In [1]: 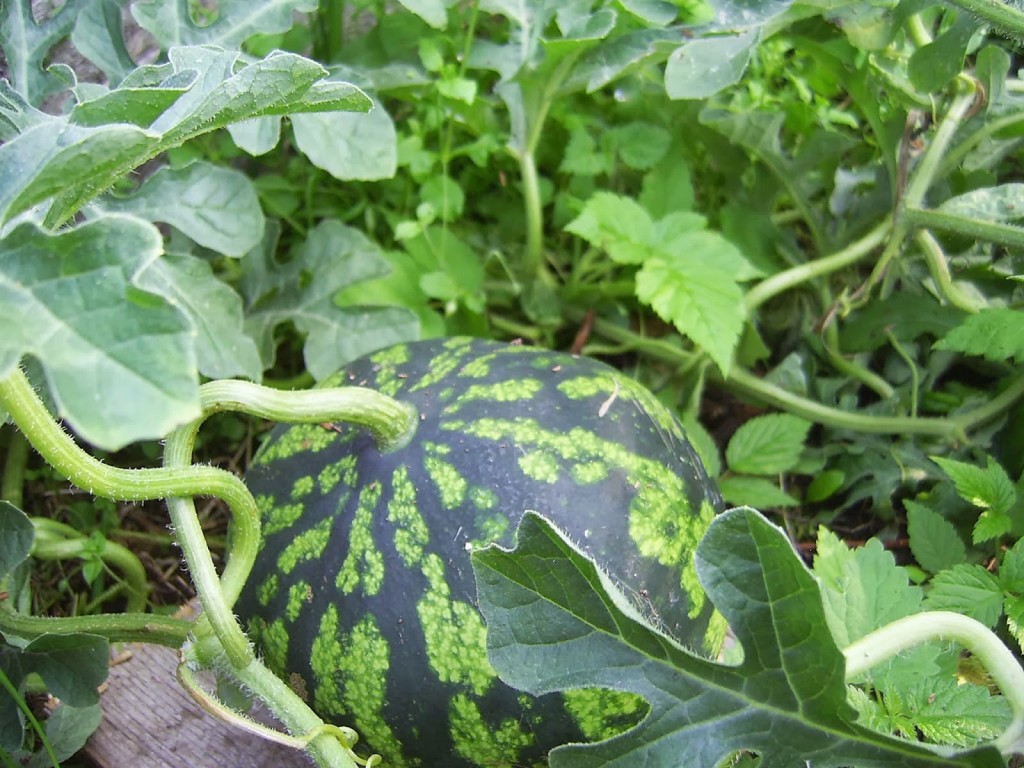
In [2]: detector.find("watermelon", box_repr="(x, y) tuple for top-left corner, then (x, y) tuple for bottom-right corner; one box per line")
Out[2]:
(236, 336), (724, 767)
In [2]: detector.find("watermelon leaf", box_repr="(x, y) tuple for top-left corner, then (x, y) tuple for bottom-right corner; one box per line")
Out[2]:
(472, 509), (1005, 767)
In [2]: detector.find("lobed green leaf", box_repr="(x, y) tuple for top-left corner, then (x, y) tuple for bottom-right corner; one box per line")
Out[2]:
(131, 0), (319, 50)
(473, 510), (1003, 767)
(0, 217), (200, 450)
(243, 220), (419, 379)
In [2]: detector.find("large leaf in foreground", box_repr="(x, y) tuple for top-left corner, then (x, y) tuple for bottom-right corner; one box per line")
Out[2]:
(0, 216), (199, 450)
(472, 509), (1005, 767)
(0, 46), (370, 228)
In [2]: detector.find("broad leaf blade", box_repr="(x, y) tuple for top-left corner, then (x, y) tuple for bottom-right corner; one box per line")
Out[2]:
(100, 162), (265, 257)
(0, 217), (200, 450)
(473, 510), (1005, 767)
(291, 98), (398, 181)
(131, 0), (318, 50)
(136, 253), (262, 381)
(244, 220), (418, 378)
(725, 413), (811, 475)
(0, 501), (33, 579)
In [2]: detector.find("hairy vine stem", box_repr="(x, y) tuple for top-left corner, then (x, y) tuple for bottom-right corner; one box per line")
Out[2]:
(0, 365), (418, 768)
(845, 611), (1024, 755)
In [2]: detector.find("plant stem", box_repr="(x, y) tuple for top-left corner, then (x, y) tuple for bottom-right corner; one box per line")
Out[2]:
(31, 518), (150, 613)
(0, 665), (61, 768)
(860, 82), (978, 296)
(743, 217), (890, 312)
(938, 0), (1024, 40)
(586, 315), (1024, 438)
(914, 228), (982, 313)
(0, 607), (190, 647)
(904, 206), (1024, 250)
(1, 429), (29, 510)
(844, 611), (1024, 754)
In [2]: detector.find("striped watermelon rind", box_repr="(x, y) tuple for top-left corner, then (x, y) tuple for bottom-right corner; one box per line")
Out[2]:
(237, 337), (724, 766)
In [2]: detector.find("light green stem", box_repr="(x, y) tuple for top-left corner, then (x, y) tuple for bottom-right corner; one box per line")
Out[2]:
(914, 229), (982, 313)
(1, 429), (28, 509)
(744, 217), (890, 312)
(939, 0), (1024, 39)
(904, 206), (1024, 251)
(862, 83), (978, 294)
(31, 518), (150, 613)
(0, 607), (191, 647)
(587, 315), (1024, 438)
(844, 611), (1024, 754)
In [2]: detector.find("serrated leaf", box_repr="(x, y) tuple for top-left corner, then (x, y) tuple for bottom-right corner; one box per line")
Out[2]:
(665, 29), (759, 100)
(0, 216), (200, 450)
(999, 537), (1024, 593)
(725, 413), (811, 475)
(932, 456), (1016, 515)
(907, 677), (1010, 748)
(564, 192), (653, 264)
(292, 98), (397, 181)
(934, 308), (1024, 364)
(136, 253), (262, 381)
(0, 501), (33, 579)
(100, 162), (265, 257)
(813, 528), (922, 649)
(923, 564), (1004, 627)
(639, 150), (694, 217)
(0, 0), (91, 105)
(718, 475), (799, 507)
(472, 510), (1003, 768)
(244, 220), (418, 379)
(636, 244), (745, 374)
(131, 0), (318, 50)
(905, 500), (967, 574)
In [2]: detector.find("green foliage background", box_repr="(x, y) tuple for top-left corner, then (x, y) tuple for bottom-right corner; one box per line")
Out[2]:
(4, 0), (1024, 764)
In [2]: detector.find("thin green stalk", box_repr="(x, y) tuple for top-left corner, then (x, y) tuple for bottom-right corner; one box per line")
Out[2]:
(885, 330), (920, 418)
(904, 206), (1024, 251)
(0, 607), (191, 647)
(31, 518), (150, 613)
(2, 429), (29, 510)
(860, 82), (978, 295)
(0, 666), (60, 768)
(725, 366), (963, 438)
(844, 611), (1024, 754)
(744, 216), (890, 312)
(822, 321), (896, 401)
(586, 315), (1024, 439)
(914, 228), (982, 313)
(515, 53), (582, 285)
(938, 111), (1024, 178)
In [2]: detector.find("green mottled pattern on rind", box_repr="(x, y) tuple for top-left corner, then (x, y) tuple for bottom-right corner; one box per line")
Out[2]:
(237, 337), (724, 768)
